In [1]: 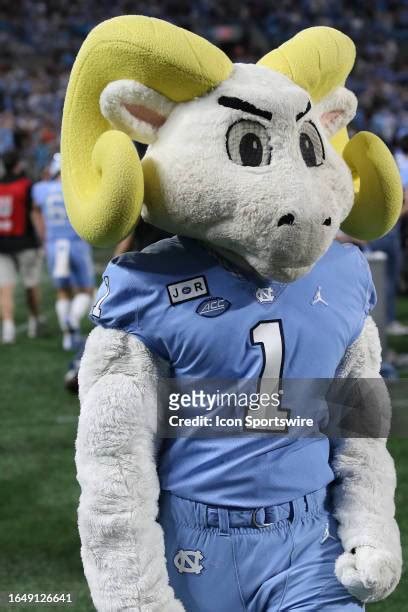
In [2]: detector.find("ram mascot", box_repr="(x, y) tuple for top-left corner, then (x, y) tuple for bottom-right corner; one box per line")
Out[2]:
(61, 16), (403, 612)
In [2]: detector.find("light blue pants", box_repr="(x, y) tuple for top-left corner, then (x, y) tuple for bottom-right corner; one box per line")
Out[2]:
(46, 238), (94, 289)
(159, 488), (363, 611)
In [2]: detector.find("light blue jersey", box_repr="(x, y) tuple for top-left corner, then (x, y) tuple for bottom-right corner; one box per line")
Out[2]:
(32, 178), (79, 242)
(33, 178), (94, 289)
(92, 236), (375, 507)
(395, 150), (408, 188)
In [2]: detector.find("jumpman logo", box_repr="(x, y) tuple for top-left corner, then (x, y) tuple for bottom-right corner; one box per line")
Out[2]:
(311, 286), (328, 307)
(320, 522), (337, 544)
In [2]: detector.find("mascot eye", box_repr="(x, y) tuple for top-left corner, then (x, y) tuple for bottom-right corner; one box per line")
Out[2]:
(226, 120), (271, 167)
(299, 121), (325, 167)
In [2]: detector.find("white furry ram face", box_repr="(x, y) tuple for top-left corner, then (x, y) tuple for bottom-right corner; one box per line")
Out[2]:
(102, 64), (357, 281)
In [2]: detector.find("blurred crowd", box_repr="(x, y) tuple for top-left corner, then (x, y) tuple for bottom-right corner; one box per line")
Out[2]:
(0, 0), (406, 177)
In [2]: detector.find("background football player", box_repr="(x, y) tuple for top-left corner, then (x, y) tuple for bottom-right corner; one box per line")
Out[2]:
(0, 150), (42, 343)
(32, 153), (95, 350)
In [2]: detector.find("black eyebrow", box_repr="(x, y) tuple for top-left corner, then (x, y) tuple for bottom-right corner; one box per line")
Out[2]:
(296, 100), (312, 122)
(218, 96), (272, 121)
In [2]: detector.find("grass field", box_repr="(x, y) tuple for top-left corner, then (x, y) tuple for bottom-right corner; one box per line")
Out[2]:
(0, 269), (407, 611)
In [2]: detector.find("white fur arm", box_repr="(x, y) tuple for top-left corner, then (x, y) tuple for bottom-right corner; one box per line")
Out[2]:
(76, 326), (184, 612)
(331, 316), (401, 602)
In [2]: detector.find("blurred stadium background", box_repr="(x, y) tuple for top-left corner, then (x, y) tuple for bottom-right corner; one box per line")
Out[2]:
(0, 1), (407, 610)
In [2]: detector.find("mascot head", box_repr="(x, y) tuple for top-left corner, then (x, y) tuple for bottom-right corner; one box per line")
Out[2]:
(61, 16), (402, 281)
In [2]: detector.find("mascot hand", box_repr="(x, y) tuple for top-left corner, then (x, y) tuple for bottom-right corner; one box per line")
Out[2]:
(336, 545), (402, 603)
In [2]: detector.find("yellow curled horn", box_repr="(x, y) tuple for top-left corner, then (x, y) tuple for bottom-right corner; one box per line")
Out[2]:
(258, 27), (402, 240)
(61, 16), (232, 246)
(258, 26), (356, 103)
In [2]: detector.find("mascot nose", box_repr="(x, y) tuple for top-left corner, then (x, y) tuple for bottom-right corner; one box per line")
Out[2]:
(277, 213), (295, 227)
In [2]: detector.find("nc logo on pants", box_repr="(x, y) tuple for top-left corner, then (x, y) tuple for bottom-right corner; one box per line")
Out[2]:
(174, 549), (204, 575)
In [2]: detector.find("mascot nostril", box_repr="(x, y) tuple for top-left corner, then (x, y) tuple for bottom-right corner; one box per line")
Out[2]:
(277, 213), (295, 226)
(63, 16), (403, 612)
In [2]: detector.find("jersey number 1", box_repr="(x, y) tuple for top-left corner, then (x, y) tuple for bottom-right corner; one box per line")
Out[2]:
(245, 320), (289, 432)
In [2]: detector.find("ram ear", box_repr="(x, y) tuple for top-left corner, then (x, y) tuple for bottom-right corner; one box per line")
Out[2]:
(100, 80), (175, 144)
(315, 86), (357, 139)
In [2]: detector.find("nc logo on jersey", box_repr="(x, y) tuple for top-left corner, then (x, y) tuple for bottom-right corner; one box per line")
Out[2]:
(196, 297), (231, 318)
(167, 276), (209, 305)
(174, 549), (204, 575)
(256, 287), (275, 304)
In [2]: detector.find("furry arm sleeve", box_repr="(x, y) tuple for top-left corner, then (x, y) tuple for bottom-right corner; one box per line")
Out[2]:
(76, 326), (184, 612)
(331, 316), (402, 602)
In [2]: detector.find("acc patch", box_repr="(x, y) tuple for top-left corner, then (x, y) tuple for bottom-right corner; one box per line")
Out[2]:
(167, 275), (209, 305)
(196, 296), (231, 318)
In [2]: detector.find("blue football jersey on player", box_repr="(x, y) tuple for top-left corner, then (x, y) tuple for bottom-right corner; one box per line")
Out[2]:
(91, 236), (376, 507)
(32, 179), (79, 242)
